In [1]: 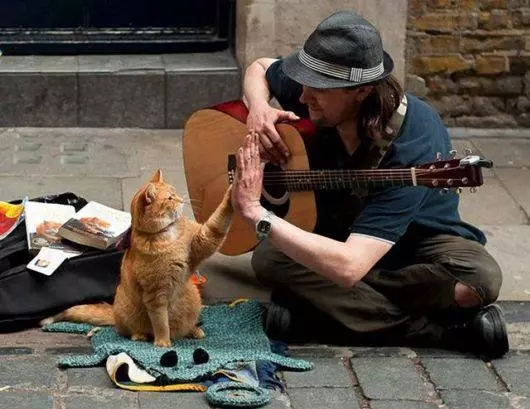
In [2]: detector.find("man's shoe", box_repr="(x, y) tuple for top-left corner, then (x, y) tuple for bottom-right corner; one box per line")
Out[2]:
(264, 302), (293, 341)
(469, 304), (509, 360)
(444, 304), (509, 360)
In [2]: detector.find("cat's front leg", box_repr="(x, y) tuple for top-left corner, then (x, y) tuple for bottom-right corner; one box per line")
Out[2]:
(143, 294), (172, 347)
(190, 185), (233, 264)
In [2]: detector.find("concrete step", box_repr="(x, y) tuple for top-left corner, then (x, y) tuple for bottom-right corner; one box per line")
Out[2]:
(0, 51), (241, 128)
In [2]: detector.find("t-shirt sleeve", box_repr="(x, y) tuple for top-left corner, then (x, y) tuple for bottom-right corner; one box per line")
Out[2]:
(349, 186), (430, 243)
(265, 59), (308, 117)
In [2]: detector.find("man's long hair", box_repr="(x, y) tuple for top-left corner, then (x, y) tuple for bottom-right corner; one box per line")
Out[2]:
(358, 75), (403, 141)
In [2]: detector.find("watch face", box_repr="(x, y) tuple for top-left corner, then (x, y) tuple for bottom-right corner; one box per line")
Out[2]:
(257, 220), (272, 235)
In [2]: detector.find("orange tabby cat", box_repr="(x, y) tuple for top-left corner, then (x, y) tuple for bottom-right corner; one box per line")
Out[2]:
(41, 169), (233, 347)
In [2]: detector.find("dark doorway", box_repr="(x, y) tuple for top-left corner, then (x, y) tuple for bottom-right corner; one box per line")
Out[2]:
(0, 0), (235, 54)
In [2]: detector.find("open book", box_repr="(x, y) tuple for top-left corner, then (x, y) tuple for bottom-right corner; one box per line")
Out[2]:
(58, 201), (131, 250)
(24, 201), (79, 253)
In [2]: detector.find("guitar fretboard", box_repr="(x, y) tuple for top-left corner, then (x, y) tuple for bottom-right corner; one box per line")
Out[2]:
(262, 169), (415, 192)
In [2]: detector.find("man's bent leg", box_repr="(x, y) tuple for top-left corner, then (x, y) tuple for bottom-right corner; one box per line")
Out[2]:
(251, 239), (410, 338)
(364, 234), (502, 320)
(363, 234), (507, 359)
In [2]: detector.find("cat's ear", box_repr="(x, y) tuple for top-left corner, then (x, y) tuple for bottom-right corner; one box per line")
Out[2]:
(145, 183), (157, 204)
(150, 169), (163, 183)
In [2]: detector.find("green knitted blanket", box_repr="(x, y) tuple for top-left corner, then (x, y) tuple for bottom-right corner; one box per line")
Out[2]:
(42, 300), (312, 383)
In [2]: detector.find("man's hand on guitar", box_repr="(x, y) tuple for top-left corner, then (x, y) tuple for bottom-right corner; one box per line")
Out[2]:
(231, 133), (266, 224)
(247, 101), (299, 165)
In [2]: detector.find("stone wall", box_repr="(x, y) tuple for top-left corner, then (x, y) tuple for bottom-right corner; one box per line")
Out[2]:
(407, 0), (530, 127)
(236, 0), (408, 86)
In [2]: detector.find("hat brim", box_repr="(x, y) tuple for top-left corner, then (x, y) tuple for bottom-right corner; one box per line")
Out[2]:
(281, 49), (394, 89)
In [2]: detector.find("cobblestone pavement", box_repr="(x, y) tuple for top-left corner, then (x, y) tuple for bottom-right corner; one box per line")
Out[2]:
(0, 312), (529, 409)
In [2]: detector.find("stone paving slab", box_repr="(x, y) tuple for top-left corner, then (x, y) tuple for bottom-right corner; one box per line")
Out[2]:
(62, 394), (137, 409)
(481, 226), (530, 301)
(138, 392), (211, 409)
(492, 355), (530, 396)
(370, 402), (439, 409)
(199, 252), (269, 303)
(440, 390), (514, 409)
(287, 388), (361, 409)
(0, 356), (59, 389)
(351, 357), (433, 401)
(458, 177), (527, 225)
(66, 367), (122, 392)
(0, 128), (139, 178)
(0, 176), (124, 209)
(420, 358), (502, 391)
(495, 168), (530, 218)
(282, 357), (353, 388)
(470, 138), (530, 168)
(0, 391), (54, 409)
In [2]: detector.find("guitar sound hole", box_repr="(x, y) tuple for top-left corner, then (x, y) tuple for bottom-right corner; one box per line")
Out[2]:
(261, 162), (290, 218)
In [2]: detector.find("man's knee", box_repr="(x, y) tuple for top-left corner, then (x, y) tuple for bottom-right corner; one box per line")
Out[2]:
(465, 250), (503, 306)
(438, 237), (503, 306)
(478, 257), (503, 305)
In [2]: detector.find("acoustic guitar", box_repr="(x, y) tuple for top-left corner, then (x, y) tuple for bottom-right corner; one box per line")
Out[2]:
(183, 100), (492, 256)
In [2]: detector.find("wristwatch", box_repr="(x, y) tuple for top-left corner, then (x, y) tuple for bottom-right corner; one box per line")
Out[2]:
(255, 210), (273, 241)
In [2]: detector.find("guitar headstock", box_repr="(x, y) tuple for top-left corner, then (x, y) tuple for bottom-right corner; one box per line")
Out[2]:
(415, 151), (493, 192)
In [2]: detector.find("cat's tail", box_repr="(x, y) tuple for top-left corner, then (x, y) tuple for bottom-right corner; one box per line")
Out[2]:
(39, 302), (115, 326)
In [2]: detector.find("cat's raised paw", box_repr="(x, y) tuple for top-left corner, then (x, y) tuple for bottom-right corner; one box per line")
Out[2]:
(190, 327), (205, 339)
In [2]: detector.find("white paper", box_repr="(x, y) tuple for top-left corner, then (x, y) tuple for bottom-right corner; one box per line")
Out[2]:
(27, 247), (81, 276)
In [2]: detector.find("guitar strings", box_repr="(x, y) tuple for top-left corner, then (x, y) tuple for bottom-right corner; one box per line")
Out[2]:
(261, 169), (456, 183)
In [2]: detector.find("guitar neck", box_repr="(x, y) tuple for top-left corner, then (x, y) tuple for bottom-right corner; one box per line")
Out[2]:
(263, 169), (416, 192)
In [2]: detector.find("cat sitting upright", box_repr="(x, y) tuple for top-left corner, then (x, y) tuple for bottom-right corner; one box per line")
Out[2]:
(41, 169), (233, 347)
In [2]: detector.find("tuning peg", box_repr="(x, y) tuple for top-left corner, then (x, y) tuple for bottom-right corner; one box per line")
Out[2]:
(463, 147), (473, 156)
(469, 187), (478, 193)
(439, 188), (450, 195)
(436, 152), (443, 161)
(449, 150), (457, 158)
(452, 187), (463, 195)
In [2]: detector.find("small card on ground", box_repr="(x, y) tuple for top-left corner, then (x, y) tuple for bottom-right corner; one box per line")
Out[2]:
(27, 247), (81, 276)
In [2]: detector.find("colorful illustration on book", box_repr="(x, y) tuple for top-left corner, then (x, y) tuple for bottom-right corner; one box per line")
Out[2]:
(34, 220), (63, 245)
(79, 217), (113, 237)
(24, 201), (76, 252)
(0, 199), (27, 241)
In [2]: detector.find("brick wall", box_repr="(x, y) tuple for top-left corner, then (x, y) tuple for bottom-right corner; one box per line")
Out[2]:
(406, 0), (530, 127)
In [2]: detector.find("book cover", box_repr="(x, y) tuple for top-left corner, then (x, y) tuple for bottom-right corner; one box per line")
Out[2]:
(58, 201), (131, 249)
(24, 201), (77, 252)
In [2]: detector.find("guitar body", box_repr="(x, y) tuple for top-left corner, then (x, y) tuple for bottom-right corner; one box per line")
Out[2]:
(183, 101), (318, 256)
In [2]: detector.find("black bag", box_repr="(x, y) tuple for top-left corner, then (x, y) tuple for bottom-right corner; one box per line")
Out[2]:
(0, 193), (123, 332)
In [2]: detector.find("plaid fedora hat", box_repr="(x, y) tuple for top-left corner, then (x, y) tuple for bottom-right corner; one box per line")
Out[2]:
(282, 10), (394, 88)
